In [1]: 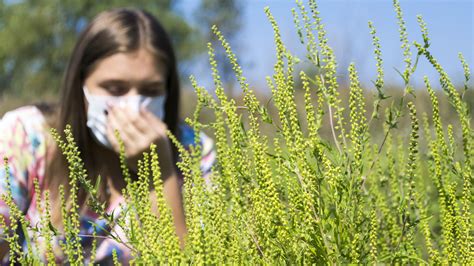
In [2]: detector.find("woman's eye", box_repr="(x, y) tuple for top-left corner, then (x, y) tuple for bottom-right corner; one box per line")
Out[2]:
(104, 86), (127, 96)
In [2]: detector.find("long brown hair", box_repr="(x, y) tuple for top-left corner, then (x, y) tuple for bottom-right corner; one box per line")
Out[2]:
(45, 8), (181, 227)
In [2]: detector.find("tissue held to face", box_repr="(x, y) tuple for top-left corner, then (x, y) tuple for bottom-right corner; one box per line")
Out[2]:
(83, 49), (168, 149)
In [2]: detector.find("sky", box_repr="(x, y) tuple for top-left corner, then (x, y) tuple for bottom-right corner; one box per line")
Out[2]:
(180, 0), (473, 91)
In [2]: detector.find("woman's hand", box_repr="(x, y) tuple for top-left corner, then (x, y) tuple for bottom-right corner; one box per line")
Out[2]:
(106, 105), (175, 177)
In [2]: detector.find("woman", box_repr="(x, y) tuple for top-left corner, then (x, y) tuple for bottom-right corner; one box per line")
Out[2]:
(0, 8), (215, 264)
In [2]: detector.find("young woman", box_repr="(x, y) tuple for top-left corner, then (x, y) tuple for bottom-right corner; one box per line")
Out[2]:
(0, 8), (215, 264)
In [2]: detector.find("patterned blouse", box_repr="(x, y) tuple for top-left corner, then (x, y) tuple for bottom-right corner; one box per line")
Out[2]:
(0, 105), (216, 265)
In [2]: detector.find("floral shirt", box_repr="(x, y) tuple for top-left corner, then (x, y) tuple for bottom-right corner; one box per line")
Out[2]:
(0, 105), (216, 265)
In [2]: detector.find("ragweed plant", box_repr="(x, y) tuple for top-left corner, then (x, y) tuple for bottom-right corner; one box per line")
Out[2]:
(1, 0), (472, 265)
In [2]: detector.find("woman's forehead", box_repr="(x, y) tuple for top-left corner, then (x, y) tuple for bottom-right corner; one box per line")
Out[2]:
(88, 49), (167, 84)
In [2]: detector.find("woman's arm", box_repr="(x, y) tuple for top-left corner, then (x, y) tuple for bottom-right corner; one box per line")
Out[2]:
(106, 106), (188, 246)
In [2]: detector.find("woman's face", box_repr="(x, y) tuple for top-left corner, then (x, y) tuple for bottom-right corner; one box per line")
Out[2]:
(84, 48), (167, 98)
(82, 48), (170, 150)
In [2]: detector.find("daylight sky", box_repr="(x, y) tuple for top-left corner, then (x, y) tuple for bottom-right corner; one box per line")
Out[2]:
(180, 0), (473, 91)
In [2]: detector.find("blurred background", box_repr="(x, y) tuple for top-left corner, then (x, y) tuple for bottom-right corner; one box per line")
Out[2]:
(0, 0), (472, 138)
